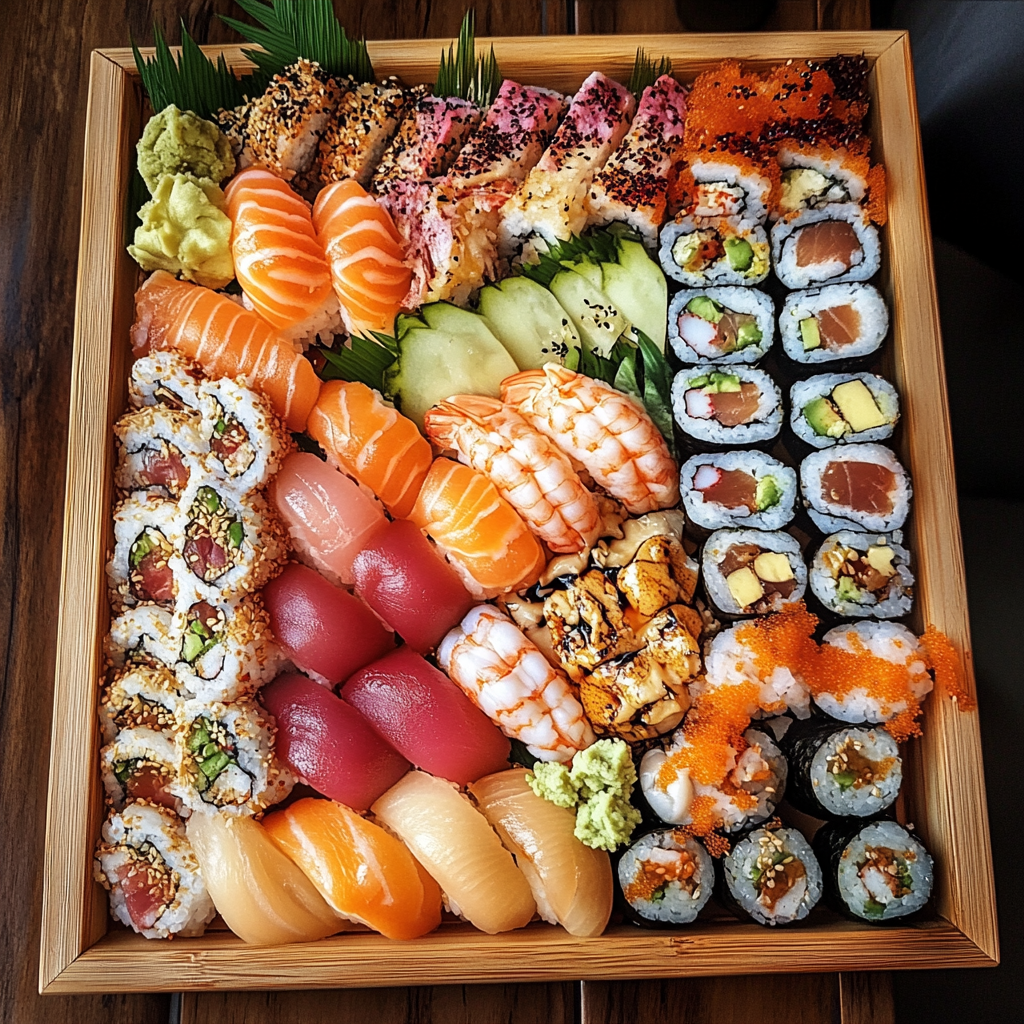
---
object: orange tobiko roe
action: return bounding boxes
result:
[921,625,976,710]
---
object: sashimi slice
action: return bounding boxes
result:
[341,647,510,785]
[130,271,320,431]
[263,798,442,941]
[371,770,536,934]
[271,452,387,585]
[261,673,409,809]
[469,768,613,937]
[263,563,395,685]
[351,519,474,653]
[186,811,346,945]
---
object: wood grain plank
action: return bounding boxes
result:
[839,973,894,1024]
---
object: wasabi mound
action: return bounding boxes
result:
[138,105,235,192]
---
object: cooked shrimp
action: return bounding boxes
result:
[438,605,595,762]
[501,364,680,514]
[424,395,600,554]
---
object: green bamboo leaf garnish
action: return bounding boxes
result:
[519,229,624,288]
[627,47,673,99]
[220,0,374,83]
[132,20,256,120]
[315,334,398,392]
[435,10,501,106]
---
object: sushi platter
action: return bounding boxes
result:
[40,27,998,994]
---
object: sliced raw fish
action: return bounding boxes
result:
[821,460,895,515]
[818,304,862,349]
[696,467,758,511]
[795,220,861,269]
[263,563,395,686]
[342,647,510,785]
[261,672,409,809]
[710,382,762,426]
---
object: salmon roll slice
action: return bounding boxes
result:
[306,380,432,519]
[263,798,443,941]
[130,271,321,431]
[409,458,546,598]
[312,179,412,337]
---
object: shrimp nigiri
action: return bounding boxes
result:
[424,395,600,554]
[306,380,431,519]
[501,364,679,514]
[130,271,321,431]
[409,458,545,597]
[439,604,595,762]
[313,178,412,337]
[224,167,340,345]
[371,770,536,935]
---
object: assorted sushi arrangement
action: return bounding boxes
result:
[93,10,976,948]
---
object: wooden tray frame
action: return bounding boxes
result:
[40,32,998,994]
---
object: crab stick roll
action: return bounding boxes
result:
[371,770,537,934]
[186,810,346,945]
[263,563,395,687]
[809,531,914,619]
[261,672,409,810]
[668,287,774,366]
[790,374,899,449]
[672,365,783,447]
[342,647,510,785]
[771,202,880,289]
[701,529,806,617]
[779,283,889,367]
[681,451,798,532]
[659,214,769,287]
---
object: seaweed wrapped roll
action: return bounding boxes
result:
[810,531,914,619]
[702,529,806,617]
[668,287,774,365]
[618,829,714,926]
[681,451,798,532]
[672,366,783,447]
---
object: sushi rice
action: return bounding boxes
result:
[668,286,775,365]
[618,830,714,925]
[779,283,889,365]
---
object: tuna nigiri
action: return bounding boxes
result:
[408,458,545,597]
[371,770,536,934]
[469,768,613,937]
[263,798,442,941]
[130,271,321,431]
[224,167,341,346]
[271,451,386,585]
[312,179,413,337]
[306,380,431,519]
[186,811,346,945]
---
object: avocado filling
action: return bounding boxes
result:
[679,296,763,356]
[187,718,238,793]
[671,230,767,279]
[127,527,176,605]
[181,601,226,664]
[803,380,887,438]
[821,541,899,604]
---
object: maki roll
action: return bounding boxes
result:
[100,662,181,744]
[800,443,911,534]
[681,451,798,532]
[94,801,215,939]
[659,215,769,287]
[107,605,178,670]
[790,374,899,449]
[618,829,714,926]
[702,529,806,617]
[100,727,181,812]
[108,492,186,611]
[771,203,880,289]
[113,405,205,499]
[672,366,783,447]
[815,819,933,922]
[775,141,871,216]
[685,149,778,225]
[668,287,774,365]
[779,283,888,366]
[783,718,902,818]
[722,825,823,926]
[129,351,212,418]
[810,531,914,619]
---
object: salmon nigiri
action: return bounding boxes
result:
[371,770,536,935]
[408,458,545,597]
[224,167,340,346]
[306,380,431,519]
[263,798,442,941]
[313,179,412,337]
[131,271,320,431]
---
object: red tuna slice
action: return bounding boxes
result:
[116,861,173,931]
[261,672,409,810]
[264,563,395,686]
[272,452,387,586]
[351,519,474,653]
[341,647,510,786]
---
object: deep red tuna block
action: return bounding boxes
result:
[341,647,510,786]
[351,519,474,653]
[261,672,409,809]
[264,563,395,686]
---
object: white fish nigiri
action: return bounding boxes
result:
[469,768,613,937]
[371,770,536,935]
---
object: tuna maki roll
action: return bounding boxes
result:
[618,829,714,926]
[668,287,774,365]
[681,451,798,532]
[810,531,914,619]
[672,366,783,447]
[702,528,807,617]
[790,374,899,448]
[771,203,880,289]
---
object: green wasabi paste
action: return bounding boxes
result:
[137,105,235,192]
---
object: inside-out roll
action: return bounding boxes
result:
[659,215,769,287]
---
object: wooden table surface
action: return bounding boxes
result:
[0,1,890,1021]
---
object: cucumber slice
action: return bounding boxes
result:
[477,277,581,370]
[600,238,668,351]
[549,268,630,358]
[568,257,605,290]
[383,304,518,430]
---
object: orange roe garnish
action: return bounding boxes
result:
[734,602,820,680]
[921,626,976,711]
[885,708,922,744]
[623,849,696,904]
[674,826,731,858]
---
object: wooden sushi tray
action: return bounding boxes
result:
[39,31,998,994]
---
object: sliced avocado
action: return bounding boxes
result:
[724,236,753,271]
[477,277,581,370]
[685,295,723,323]
[708,371,741,393]
[129,530,155,569]
[686,374,709,389]
[549,268,630,357]
[802,397,848,438]
[831,379,887,432]
[799,317,821,351]
[836,576,863,603]
[600,238,668,351]
[755,475,783,510]
[735,320,763,350]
